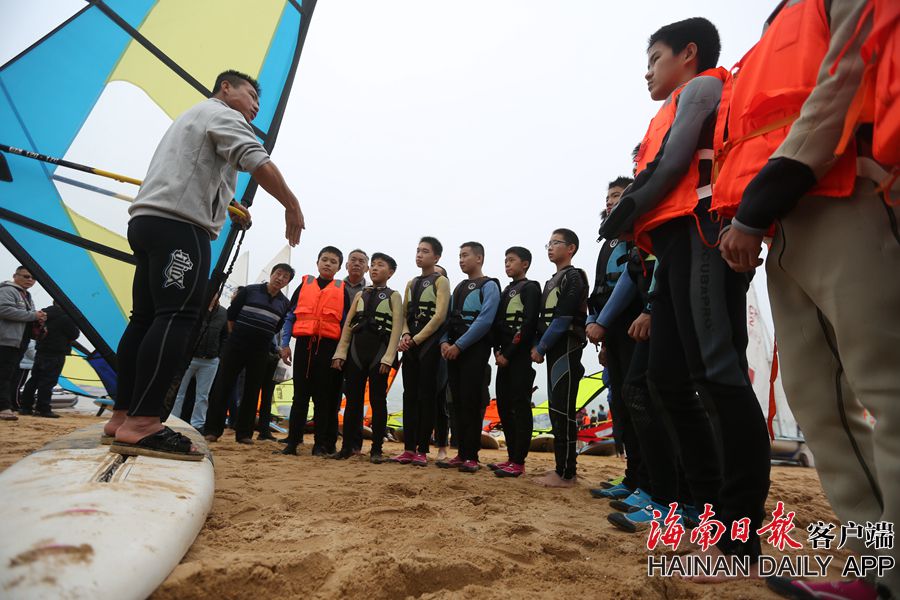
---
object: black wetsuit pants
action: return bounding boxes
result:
[286,336,342,452]
[19,353,66,414]
[204,339,267,440]
[433,358,451,447]
[496,351,535,465]
[604,319,650,491]
[116,216,210,418]
[401,336,441,454]
[341,332,389,455]
[448,339,492,463]
[648,213,771,560]
[546,334,585,479]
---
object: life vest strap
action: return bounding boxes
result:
[713,112,800,182]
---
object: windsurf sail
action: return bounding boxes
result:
[0,0,318,383]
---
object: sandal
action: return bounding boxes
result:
[100,434,114,445]
[0,409,18,421]
[109,426,204,462]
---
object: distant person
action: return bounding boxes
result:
[491,246,540,478]
[342,249,369,299]
[531,229,589,488]
[440,242,500,473]
[205,264,294,444]
[394,237,450,465]
[0,266,45,421]
[19,301,79,418]
[331,252,402,462]
[106,69,304,461]
[170,293,228,430]
[431,264,452,461]
[280,247,352,456]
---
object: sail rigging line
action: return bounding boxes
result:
[86,0,268,142]
[51,175,134,202]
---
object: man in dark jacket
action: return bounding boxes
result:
[170,294,228,430]
[19,301,79,418]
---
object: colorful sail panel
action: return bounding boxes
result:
[0,0,316,370]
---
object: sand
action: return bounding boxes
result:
[1,413,848,599]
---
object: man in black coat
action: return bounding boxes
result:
[19,302,79,418]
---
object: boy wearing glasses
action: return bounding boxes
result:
[531,229,588,487]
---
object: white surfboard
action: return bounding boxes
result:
[0,416,214,599]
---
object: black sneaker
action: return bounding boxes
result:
[311,446,327,457]
[257,431,277,441]
[370,451,387,464]
[278,444,299,456]
[37,411,61,419]
[18,408,34,416]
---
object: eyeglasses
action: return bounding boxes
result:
[544,240,568,250]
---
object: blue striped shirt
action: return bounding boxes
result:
[227,283,290,350]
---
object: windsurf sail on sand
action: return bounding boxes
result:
[0,0,317,382]
[532,370,606,436]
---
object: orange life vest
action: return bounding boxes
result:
[632,67,728,252]
[291,275,345,340]
[711,0,858,219]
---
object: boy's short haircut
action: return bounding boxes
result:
[648,18,721,72]
[434,264,448,278]
[505,246,532,266]
[348,249,368,261]
[213,69,261,96]
[608,176,634,190]
[460,241,485,258]
[552,228,580,254]
[271,262,296,280]
[318,246,343,264]
[419,236,443,257]
[371,252,397,271]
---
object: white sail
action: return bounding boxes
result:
[746,282,801,440]
[256,244,292,288]
[220,251,250,308]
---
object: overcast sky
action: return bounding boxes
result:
[1,1,776,404]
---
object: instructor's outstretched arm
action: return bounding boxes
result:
[252,161,304,246]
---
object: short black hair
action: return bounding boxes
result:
[419,236,443,257]
[14,265,30,273]
[271,263,295,280]
[505,246,532,266]
[631,144,641,161]
[318,246,343,264]
[648,18,721,72]
[434,264,447,277]
[608,176,634,190]
[212,69,261,97]
[553,228,580,254]
[347,249,368,261]
[371,252,397,271]
[460,241,485,258]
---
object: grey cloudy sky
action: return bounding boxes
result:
[1,1,776,403]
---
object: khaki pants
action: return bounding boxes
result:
[767,177,899,596]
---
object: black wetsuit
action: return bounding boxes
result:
[492,278,541,465]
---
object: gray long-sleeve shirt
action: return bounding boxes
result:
[129,98,271,239]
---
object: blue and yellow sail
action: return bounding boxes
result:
[0,0,316,381]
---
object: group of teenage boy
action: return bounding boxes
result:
[101,0,897,596]
[197,232,590,486]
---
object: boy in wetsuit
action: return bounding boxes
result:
[491,246,540,478]
[439,242,500,473]
[331,253,403,462]
[279,247,352,456]
[394,237,450,466]
[531,229,589,488]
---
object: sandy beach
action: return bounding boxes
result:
[1,412,848,599]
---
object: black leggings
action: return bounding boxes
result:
[286,336,342,452]
[448,339,492,462]
[341,334,389,454]
[116,216,210,418]
[401,337,441,454]
[433,359,451,447]
[648,214,771,559]
[547,334,585,479]
[495,351,535,465]
[20,353,66,413]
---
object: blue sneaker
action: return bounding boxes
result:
[608,500,681,533]
[590,482,632,499]
[609,487,651,513]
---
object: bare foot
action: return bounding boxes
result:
[682,545,762,583]
[103,409,128,437]
[436,446,448,461]
[533,472,576,488]
[113,416,165,444]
